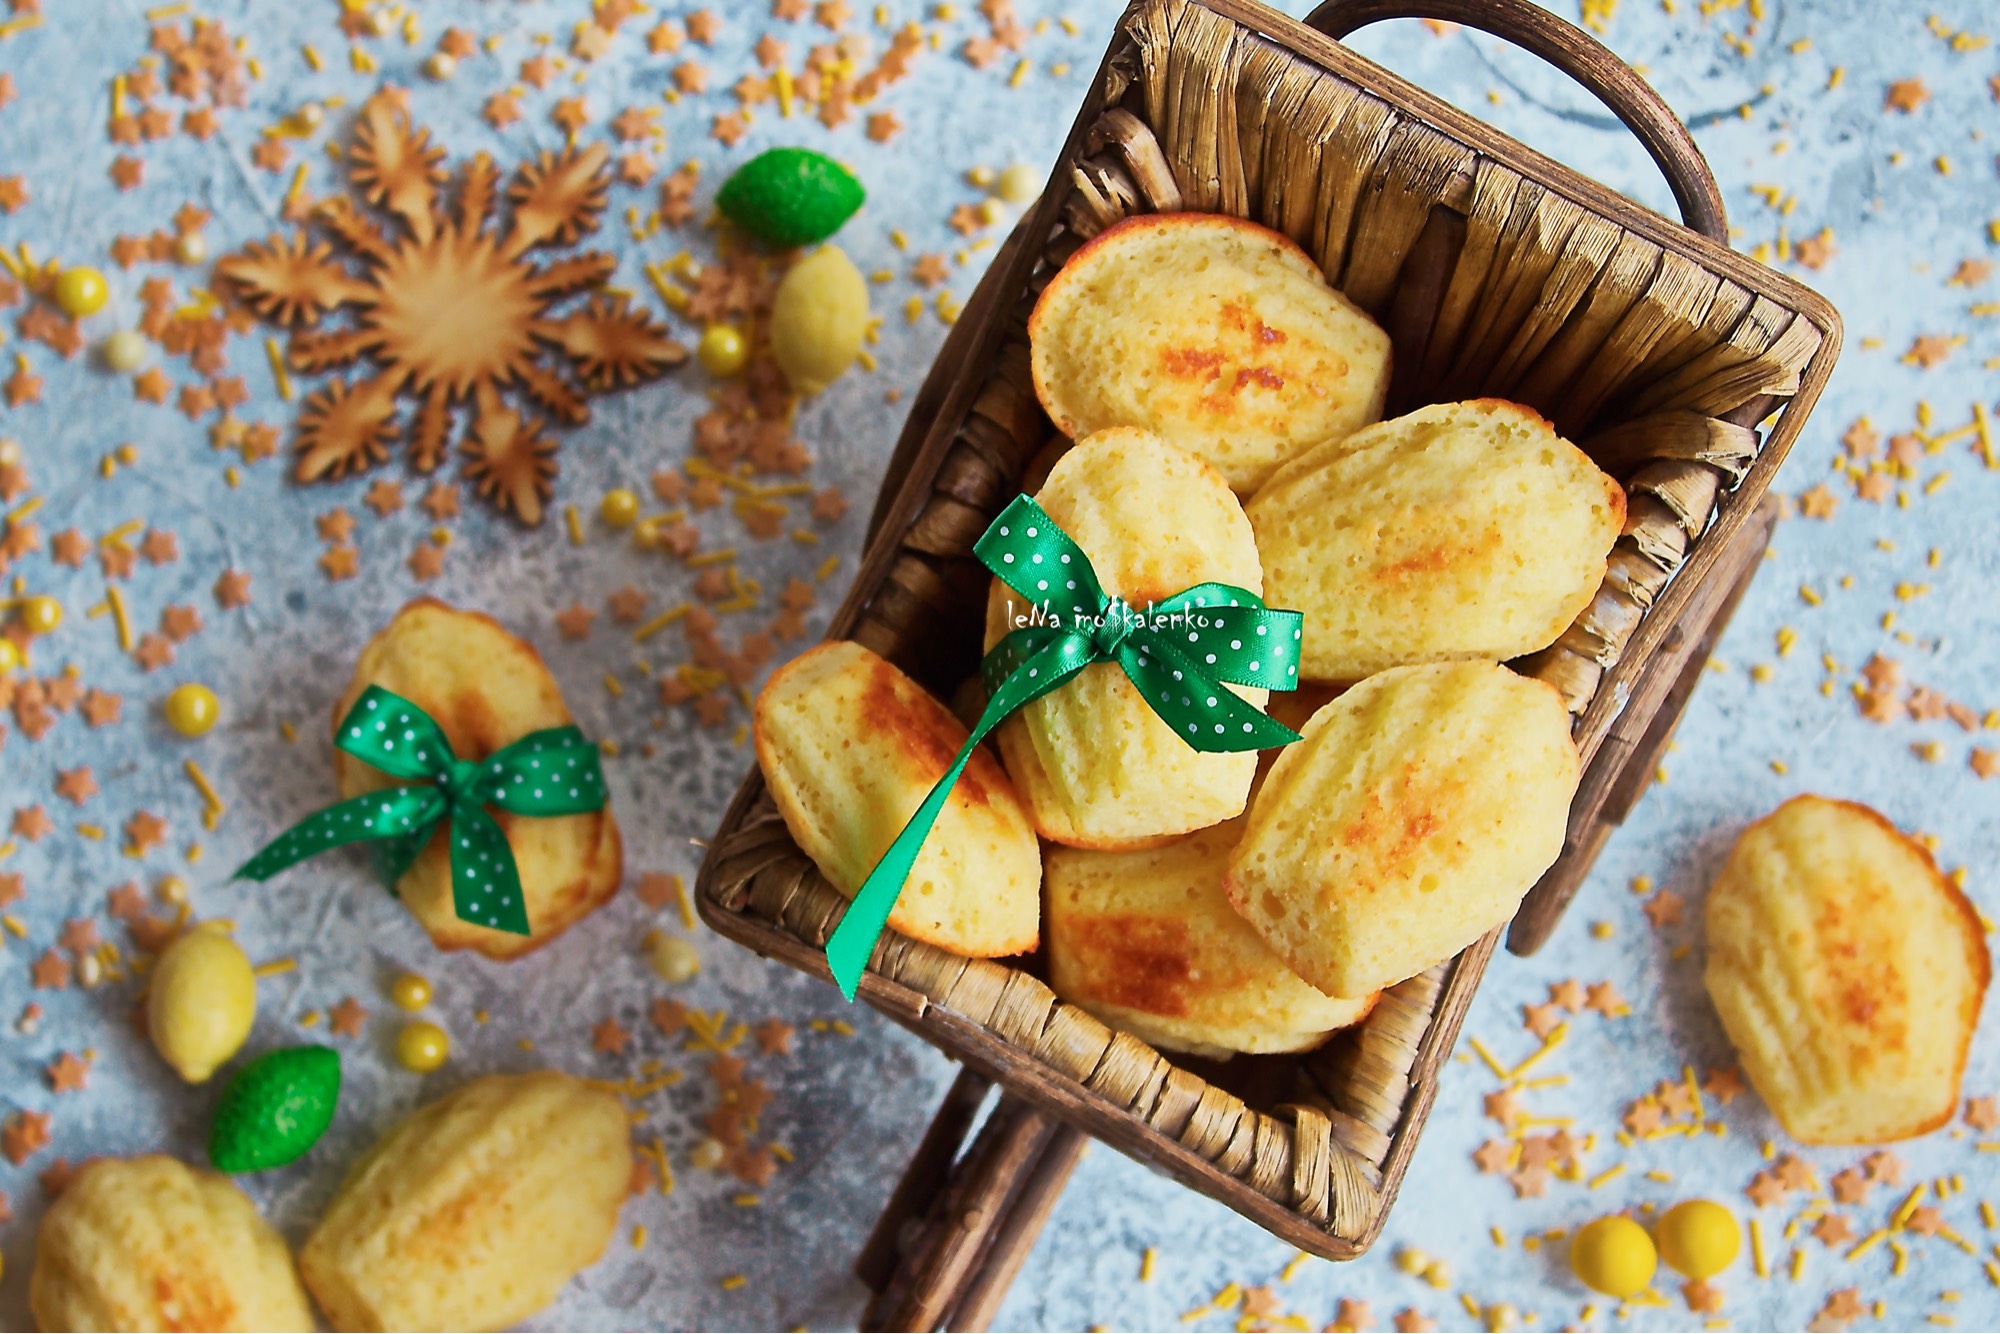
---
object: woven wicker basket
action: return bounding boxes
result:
[697,0,1839,1324]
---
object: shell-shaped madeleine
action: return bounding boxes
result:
[30,1155,315,1333]
[299,1071,630,1332]
[1047,818,1376,1058]
[1247,400,1625,682]
[1029,213,1390,492]
[1704,795,1989,1144]
[983,428,1268,849]
[1224,662,1578,997]
[754,640,1040,957]
[336,598,622,960]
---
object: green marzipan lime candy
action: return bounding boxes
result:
[209,1045,341,1173]
[716,148,865,247]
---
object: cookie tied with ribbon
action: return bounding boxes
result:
[823,493,1306,999]
[235,686,607,936]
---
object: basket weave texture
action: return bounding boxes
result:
[698,0,1839,1256]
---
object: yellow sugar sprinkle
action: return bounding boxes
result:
[565,504,584,545]
[1985,1261,2000,1288]
[816,555,842,581]
[1510,1025,1566,1078]
[1588,1165,1625,1189]
[253,958,297,977]
[1466,1036,1510,1079]
[1491,1227,1506,1247]
[1460,1294,1481,1318]
[774,64,795,117]
[1279,1250,1309,1282]
[1847,1228,1890,1261]
[1892,1239,1909,1275]
[719,1275,746,1291]
[266,337,293,399]
[1928,1316,1952,1326]
[1895,1185,1929,1227]
[107,585,133,652]
[1140,1247,1156,1282]
[1008,57,1030,86]
[144,1,191,17]
[1790,1248,1806,1281]
[631,1225,648,1248]
[299,1009,322,1026]
[351,46,377,73]
[1645,1170,1674,1183]
[686,548,738,567]
[1,915,24,937]
[632,603,691,642]
[1750,1219,1768,1277]
[76,824,105,840]
[603,672,624,698]
[768,1143,793,1163]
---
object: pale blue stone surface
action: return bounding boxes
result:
[0,1,1994,1330]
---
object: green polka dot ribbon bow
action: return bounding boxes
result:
[824,493,1305,999]
[233,686,607,936]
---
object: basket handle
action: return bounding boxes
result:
[1302,0,1728,242]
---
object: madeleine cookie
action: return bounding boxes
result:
[336,599,621,959]
[1047,819,1376,1058]
[300,1071,630,1332]
[1248,400,1625,682]
[1029,213,1390,492]
[1704,795,1989,1144]
[983,427,1269,849]
[1225,662,1578,997]
[755,640,1041,958]
[31,1155,315,1333]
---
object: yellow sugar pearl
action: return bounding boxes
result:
[102,329,150,372]
[424,51,457,80]
[1655,1199,1741,1279]
[1570,1214,1657,1297]
[18,595,62,636]
[389,973,433,1011]
[175,231,208,266]
[976,197,1006,226]
[600,488,641,528]
[163,683,220,737]
[688,1137,726,1170]
[295,101,325,130]
[0,637,20,674]
[994,162,1039,204]
[396,1020,449,1072]
[697,323,749,378]
[54,267,110,318]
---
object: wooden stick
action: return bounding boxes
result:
[856,1066,996,1292]
[861,1097,1056,1332]
[948,1126,1091,1332]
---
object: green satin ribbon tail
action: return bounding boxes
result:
[234,685,608,937]
[823,494,1305,1000]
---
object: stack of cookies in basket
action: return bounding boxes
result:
[755,212,1627,1056]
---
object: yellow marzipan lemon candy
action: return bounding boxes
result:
[769,245,867,396]
[148,928,256,1083]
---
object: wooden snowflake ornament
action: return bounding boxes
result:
[218,95,687,523]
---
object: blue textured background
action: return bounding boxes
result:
[0,1,1996,1330]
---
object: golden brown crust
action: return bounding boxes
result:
[1703,794,1988,1144]
[30,1154,316,1333]
[753,640,1041,958]
[334,598,621,960]
[1029,214,1390,492]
